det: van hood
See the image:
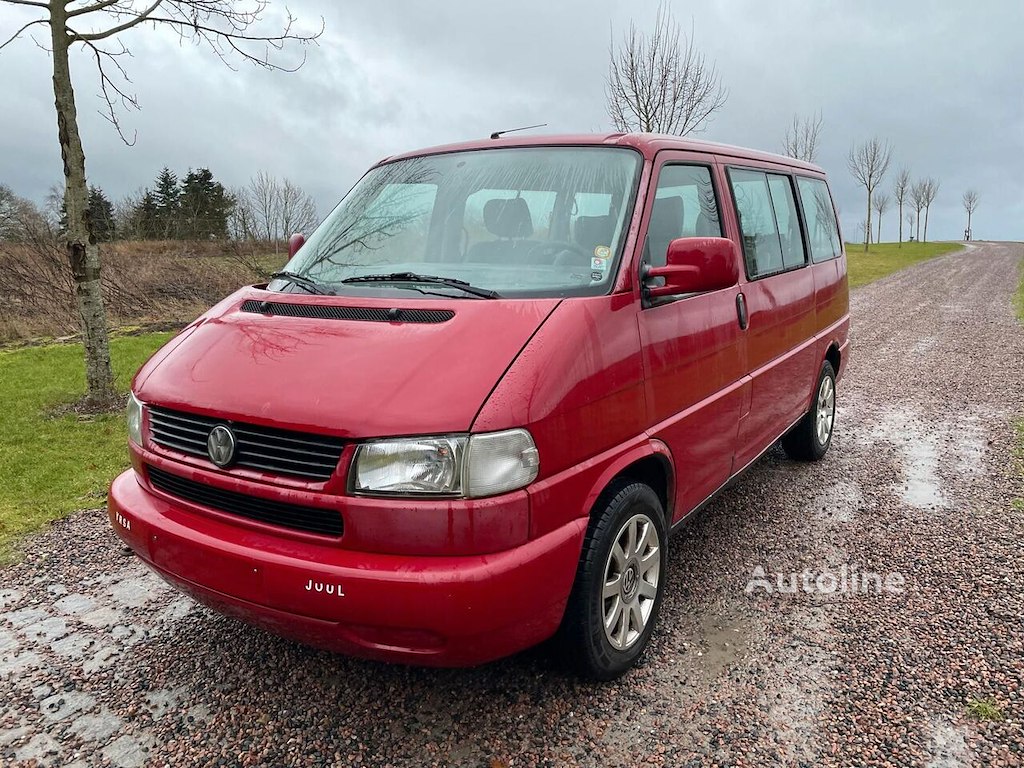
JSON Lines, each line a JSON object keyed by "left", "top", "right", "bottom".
{"left": 135, "top": 288, "right": 560, "bottom": 438}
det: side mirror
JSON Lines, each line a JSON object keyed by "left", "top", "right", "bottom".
{"left": 288, "top": 232, "right": 306, "bottom": 258}
{"left": 644, "top": 237, "right": 740, "bottom": 298}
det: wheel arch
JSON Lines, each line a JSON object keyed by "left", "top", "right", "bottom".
{"left": 581, "top": 440, "right": 675, "bottom": 527}
{"left": 825, "top": 341, "right": 841, "bottom": 376}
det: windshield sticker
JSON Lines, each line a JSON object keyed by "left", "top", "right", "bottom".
{"left": 591, "top": 270, "right": 604, "bottom": 281}
{"left": 594, "top": 245, "right": 611, "bottom": 260}
{"left": 591, "top": 256, "right": 608, "bottom": 271}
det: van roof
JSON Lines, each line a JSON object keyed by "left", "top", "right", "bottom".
{"left": 381, "top": 133, "right": 825, "bottom": 174}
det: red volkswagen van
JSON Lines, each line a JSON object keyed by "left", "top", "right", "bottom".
{"left": 109, "top": 134, "right": 848, "bottom": 679}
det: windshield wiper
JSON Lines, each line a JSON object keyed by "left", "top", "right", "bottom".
{"left": 340, "top": 272, "right": 501, "bottom": 299}
{"left": 269, "top": 271, "right": 335, "bottom": 296}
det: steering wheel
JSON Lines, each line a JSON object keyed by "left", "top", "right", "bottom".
{"left": 528, "top": 240, "right": 592, "bottom": 265}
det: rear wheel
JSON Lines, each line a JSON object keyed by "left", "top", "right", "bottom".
{"left": 559, "top": 481, "right": 667, "bottom": 680}
{"left": 782, "top": 360, "right": 836, "bottom": 461}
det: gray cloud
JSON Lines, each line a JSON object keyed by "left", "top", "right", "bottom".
{"left": 0, "top": 0, "right": 1021, "bottom": 241}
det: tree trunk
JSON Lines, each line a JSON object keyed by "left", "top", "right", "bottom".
{"left": 916, "top": 208, "right": 922, "bottom": 242}
{"left": 923, "top": 206, "right": 930, "bottom": 243}
{"left": 897, "top": 200, "right": 903, "bottom": 247}
{"left": 50, "top": 9, "right": 116, "bottom": 406}
{"left": 864, "top": 191, "right": 872, "bottom": 252}
{"left": 967, "top": 210, "right": 972, "bottom": 240}
{"left": 877, "top": 212, "right": 882, "bottom": 244}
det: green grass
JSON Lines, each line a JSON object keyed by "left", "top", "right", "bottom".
{"left": 845, "top": 241, "right": 965, "bottom": 289}
{"left": 0, "top": 332, "right": 172, "bottom": 562}
{"left": 966, "top": 698, "right": 1005, "bottom": 722}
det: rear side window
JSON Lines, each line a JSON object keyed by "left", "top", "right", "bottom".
{"left": 728, "top": 169, "right": 785, "bottom": 278}
{"left": 796, "top": 177, "right": 842, "bottom": 263}
{"left": 646, "top": 164, "right": 721, "bottom": 267}
{"left": 767, "top": 175, "right": 807, "bottom": 269}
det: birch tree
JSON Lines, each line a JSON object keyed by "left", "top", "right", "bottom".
{"left": 921, "top": 178, "right": 939, "bottom": 243}
{"left": 847, "top": 138, "right": 892, "bottom": 252}
{"left": 892, "top": 167, "right": 910, "bottom": 247}
{"left": 910, "top": 180, "right": 927, "bottom": 242}
{"left": 606, "top": 3, "right": 727, "bottom": 136}
{"left": 962, "top": 189, "right": 979, "bottom": 240}
{"left": 872, "top": 192, "right": 890, "bottom": 245}
{"left": 0, "top": 1, "right": 321, "bottom": 406}
{"left": 781, "top": 112, "right": 823, "bottom": 163}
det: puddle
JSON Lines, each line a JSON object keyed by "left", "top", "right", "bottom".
{"left": 902, "top": 436, "right": 945, "bottom": 509}
{"left": 694, "top": 612, "right": 751, "bottom": 679}
{"left": 926, "top": 718, "right": 972, "bottom": 768}
{"left": 869, "top": 409, "right": 948, "bottom": 510}
{"left": 949, "top": 415, "right": 987, "bottom": 477}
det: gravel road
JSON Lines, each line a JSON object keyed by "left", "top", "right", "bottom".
{"left": 2, "top": 242, "right": 1022, "bottom": 768}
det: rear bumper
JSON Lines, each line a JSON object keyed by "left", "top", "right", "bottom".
{"left": 108, "top": 470, "right": 586, "bottom": 666}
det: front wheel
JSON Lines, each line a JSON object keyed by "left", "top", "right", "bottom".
{"left": 782, "top": 360, "right": 837, "bottom": 461}
{"left": 559, "top": 481, "right": 667, "bottom": 680}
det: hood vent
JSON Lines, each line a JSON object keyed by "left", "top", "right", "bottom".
{"left": 240, "top": 299, "right": 454, "bottom": 324}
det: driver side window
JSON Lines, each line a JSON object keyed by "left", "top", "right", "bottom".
{"left": 647, "top": 165, "right": 722, "bottom": 267}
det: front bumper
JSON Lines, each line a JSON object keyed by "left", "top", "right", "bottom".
{"left": 108, "top": 470, "right": 586, "bottom": 666}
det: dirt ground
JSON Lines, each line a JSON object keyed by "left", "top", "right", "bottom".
{"left": 1, "top": 242, "right": 1022, "bottom": 767}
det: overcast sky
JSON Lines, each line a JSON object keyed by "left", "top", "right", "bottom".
{"left": 1, "top": 0, "right": 1021, "bottom": 242}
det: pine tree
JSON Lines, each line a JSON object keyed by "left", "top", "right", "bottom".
{"left": 87, "top": 186, "right": 115, "bottom": 242}
{"left": 152, "top": 167, "right": 180, "bottom": 239}
{"left": 129, "top": 191, "right": 159, "bottom": 240}
{"left": 180, "top": 168, "right": 232, "bottom": 239}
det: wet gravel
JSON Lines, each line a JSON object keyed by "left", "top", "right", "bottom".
{"left": 2, "top": 242, "right": 1023, "bottom": 767}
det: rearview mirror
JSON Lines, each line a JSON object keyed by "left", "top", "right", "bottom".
{"left": 644, "top": 237, "right": 740, "bottom": 298}
{"left": 288, "top": 232, "right": 306, "bottom": 258}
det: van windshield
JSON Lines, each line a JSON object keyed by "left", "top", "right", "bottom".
{"left": 276, "top": 147, "right": 642, "bottom": 299}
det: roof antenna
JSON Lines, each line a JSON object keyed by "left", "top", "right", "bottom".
{"left": 490, "top": 123, "right": 547, "bottom": 140}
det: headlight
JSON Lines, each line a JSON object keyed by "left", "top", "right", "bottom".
{"left": 352, "top": 429, "right": 539, "bottom": 498}
{"left": 127, "top": 392, "right": 144, "bottom": 446}
{"left": 353, "top": 436, "right": 466, "bottom": 496}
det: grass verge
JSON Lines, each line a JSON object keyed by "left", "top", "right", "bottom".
{"left": 845, "top": 241, "right": 964, "bottom": 289}
{"left": 0, "top": 332, "right": 172, "bottom": 563}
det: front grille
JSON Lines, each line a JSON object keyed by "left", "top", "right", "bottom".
{"left": 147, "top": 466, "right": 343, "bottom": 537}
{"left": 148, "top": 406, "right": 345, "bottom": 482}
{"left": 240, "top": 299, "right": 454, "bottom": 324}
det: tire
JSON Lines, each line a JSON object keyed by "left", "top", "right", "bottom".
{"left": 782, "top": 360, "right": 836, "bottom": 461}
{"left": 559, "top": 481, "right": 667, "bottom": 680}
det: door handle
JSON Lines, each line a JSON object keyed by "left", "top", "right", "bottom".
{"left": 736, "top": 292, "right": 748, "bottom": 330}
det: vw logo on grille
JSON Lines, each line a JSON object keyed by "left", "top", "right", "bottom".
{"left": 207, "top": 424, "right": 237, "bottom": 467}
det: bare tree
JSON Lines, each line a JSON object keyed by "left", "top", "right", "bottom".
{"left": 921, "top": 178, "right": 940, "bottom": 243}
{"left": 781, "top": 112, "right": 823, "bottom": 163}
{"left": 247, "top": 170, "right": 281, "bottom": 242}
{"left": 872, "top": 192, "right": 890, "bottom": 244}
{"left": 113, "top": 189, "right": 141, "bottom": 239}
{"left": 892, "top": 168, "right": 910, "bottom": 247}
{"left": 906, "top": 211, "right": 915, "bottom": 241}
{"left": 232, "top": 172, "right": 318, "bottom": 249}
{"left": 847, "top": 138, "right": 892, "bottom": 252}
{"left": 278, "top": 179, "right": 318, "bottom": 241}
{"left": 606, "top": 3, "right": 727, "bottom": 136}
{"left": 962, "top": 189, "right": 979, "bottom": 240}
{"left": 910, "top": 180, "right": 928, "bottom": 243}
{"left": 0, "top": 1, "right": 322, "bottom": 406}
